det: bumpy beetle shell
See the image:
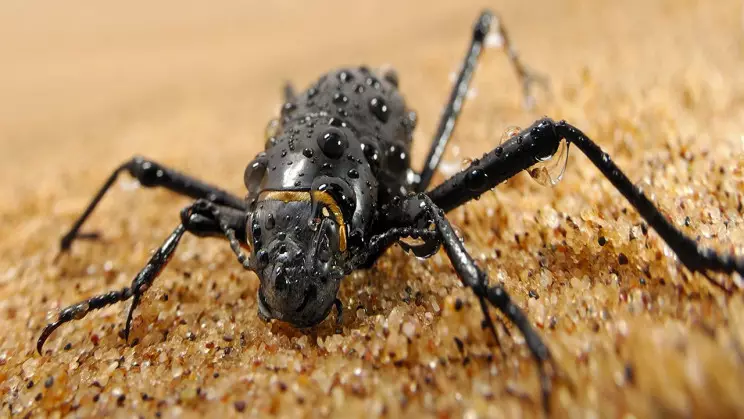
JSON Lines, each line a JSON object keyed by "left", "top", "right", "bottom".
{"left": 255, "top": 67, "right": 419, "bottom": 246}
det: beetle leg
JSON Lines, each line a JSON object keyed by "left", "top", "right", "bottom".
{"left": 429, "top": 117, "right": 744, "bottom": 287}
{"left": 426, "top": 118, "right": 562, "bottom": 211}
{"left": 417, "top": 9, "right": 547, "bottom": 191}
{"left": 555, "top": 121, "right": 744, "bottom": 283}
{"left": 488, "top": 13, "right": 550, "bottom": 109}
{"left": 395, "top": 193, "right": 555, "bottom": 412}
{"left": 38, "top": 200, "right": 249, "bottom": 354}
{"left": 38, "top": 223, "right": 186, "bottom": 354}
{"left": 183, "top": 199, "right": 251, "bottom": 271}
{"left": 283, "top": 81, "right": 297, "bottom": 102}
{"left": 59, "top": 156, "right": 246, "bottom": 253}
{"left": 356, "top": 227, "right": 440, "bottom": 268}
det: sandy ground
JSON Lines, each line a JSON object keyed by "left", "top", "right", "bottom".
{"left": 2, "top": 0, "right": 744, "bottom": 417}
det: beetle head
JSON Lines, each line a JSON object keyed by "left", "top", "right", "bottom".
{"left": 248, "top": 192, "right": 345, "bottom": 327}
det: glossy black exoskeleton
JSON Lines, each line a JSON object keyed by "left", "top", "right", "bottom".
{"left": 38, "top": 10, "right": 744, "bottom": 412}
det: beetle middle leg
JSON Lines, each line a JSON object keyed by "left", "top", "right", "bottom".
{"left": 38, "top": 200, "right": 249, "bottom": 354}
{"left": 417, "top": 9, "right": 548, "bottom": 191}
{"left": 59, "top": 156, "right": 246, "bottom": 253}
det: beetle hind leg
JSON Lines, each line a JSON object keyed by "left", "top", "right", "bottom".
{"left": 416, "top": 10, "right": 549, "bottom": 192}
{"left": 487, "top": 12, "right": 550, "bottom": 109}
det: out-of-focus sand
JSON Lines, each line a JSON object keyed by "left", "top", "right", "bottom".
{"left": 2, "top": 0, "right": 744, "bottom": 417}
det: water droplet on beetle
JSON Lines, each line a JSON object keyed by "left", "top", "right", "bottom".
{"left": 244, "top": 155, "right": 267, "bottom": 193}
{"left": 338, "top": 70, "right": 354, "bottom": 83}
{"left": 365, "top": 76, "right": 381, "bottom": 90}
{"left": 348, "top": 169, "right": 359, "bottom": 179}
{"left": 466, "top": 169, "right": 487, "bottom": 191}
{"left": 386, "top": 144, "right": 407, "bottom": 172}
{"left": 369, "top": 97, "right": 389, "bottom": 123}
{"left": 333, "top": 93, "right": 349, "bottom": 105}
{"left": 361, "top": 141, "right": 380, "bottom": 169}
{"left": 328, "top": 118, "right": 345, "bottom": 128}
{"left": 500, "top": 126, "right": 521, "bottom": 145}
{"left": 460, "top": 157, "right": 473, "bottom": 170}
{"left": 529, "top": 138, "right": 570, "bottom": 187}
{"left": 302, "top": 148, "right": 314, "bottom": 158}
{"left": 314, "top": 180, "right": 356, "bottom": 216}
{"left": 281, "top": 102, "right": 296, "bottom": 116}
{"left": 317, "top": 129, "right": 348, "bottom": 159}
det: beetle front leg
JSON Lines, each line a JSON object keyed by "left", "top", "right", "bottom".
{"left": 38, "top": 200, "right": 251, "bottom": 354}
{"left": 38, "top": 223, "right": 187, "bottom": 354}
{"left": 396, "top": 193, "right": 555, "bottom": 412}
{"left": 356, "top": 226, "right": 440, "bottom": 268}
